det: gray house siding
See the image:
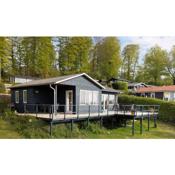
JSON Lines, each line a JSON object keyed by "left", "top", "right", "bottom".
{"left": 11, "top": 86, "right": 53, "bottom": 112}
{"left": 11, "top": 75, "right": 118, "bottom": 114}
{"left": 61, "top": 75, "right": 102, "bottom": 113}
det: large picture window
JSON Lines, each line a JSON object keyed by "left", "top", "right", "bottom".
{"left": 109, "top": 95, "right": 115, "bottom": 105}
{"left": 80, "top": 90, "right": 99, "bottom": 105}
{"left": 15, "top": 91, "right": 19, "bottom": 104}
{"left": 23, "top": 90, "right": 27, "bottom": 103}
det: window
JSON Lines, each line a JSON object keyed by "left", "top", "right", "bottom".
{"left": 23, "top": 90, "right": 27, "bottom": 103}
{"left": 92, "top": 91, "right": 99, "bottom": 104}
{"left": 150, "top": 93, "right": 155, "bottom": 98}
{"left": 80, "top": 90, "right": 99, "bottom": 105}
{"left": 109, "top": 95, "right": 115, "bottom": 105}
{"left": 15, "top": 91, "right": 19, "bottom": 103}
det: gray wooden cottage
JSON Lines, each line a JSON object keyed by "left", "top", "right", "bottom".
{"left": 10, "top": 73, "right": 120, "bottom": 115}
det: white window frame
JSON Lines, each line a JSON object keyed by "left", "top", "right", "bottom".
{"left": 15, "top": 91, "right": 19, "bottom": 104}
{"left": 23, "top": 90, "right": 27, "bottom": 103}
{"left": 92, "top": 91, "right": 99, "bottom": 105}
{"left": 109, "top": 94, "right": 115, "bottom": 105}
{"left": 80, "top": 90, "right": 99, "bottom": 105}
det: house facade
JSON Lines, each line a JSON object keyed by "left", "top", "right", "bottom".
{"left": 136, "top": 85, "right": 175, "bottom": 101}
{"left": 10, "top": 73, "right": 120, "bottom": 114}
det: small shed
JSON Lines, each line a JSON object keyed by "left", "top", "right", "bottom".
{"left": 10, "top": 73, "right": 120, "bottom": 114}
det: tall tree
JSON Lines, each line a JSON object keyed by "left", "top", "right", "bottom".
{"left": 91, "top": 37, "right": 121, "bottom": 80}
{"left": 165, "top": 46, "right": 175, "bottom": 85}
{"left": 121, "top": 44, "right": 139, "bottom": 80}
{"left": 9, "top": 37, "right": 24, "bottom": 76}
{"left": 22, "top": 37, "right": 56, "bottom": 78}
{"left": 0, "top": 37, "right": 11, "bottom": 81}
{"left": 143, "top": 45, "right": 167, "bottom": 84}
{"left": 59, "top": 37, "right": 92, "bottom": 75}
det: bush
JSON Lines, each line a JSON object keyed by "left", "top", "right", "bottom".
{"left": 0, "top": 94, "right": 10, "bottom": 113}
{"left": 112, "top": 81, "right": 128, "bottom": 92}
{"left": 118, "top": 94, "right": 175, "bottom": 122}
{"left": 0, "top": 82, "right": 6, "bottom": 93}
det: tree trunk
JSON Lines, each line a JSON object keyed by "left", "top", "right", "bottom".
{"left": 173, "top": 78, "right": 175, "bottom": 85}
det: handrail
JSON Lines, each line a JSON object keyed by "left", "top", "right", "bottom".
{"left": 23, "top": 103, "right": 160, "bottom": 120}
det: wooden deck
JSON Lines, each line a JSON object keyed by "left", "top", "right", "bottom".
{"left": 17, "top": 110, "right": 158, "bottom": 121}
{"left": 17, "top": 104, "right": 160, "bottom": 136}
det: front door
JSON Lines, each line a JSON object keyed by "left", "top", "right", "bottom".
{"left": 66, "top": 90, "right": 73, "bottom": 113}
{"left": 101, "top": 94, "right": 109, "bottom": 112}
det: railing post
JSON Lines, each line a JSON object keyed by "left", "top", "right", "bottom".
{"left": 88, "top": 105, "right": 91, "bottom": 118}
{"left": 64, "top": 105, "right": 66, "bottom": 120}
{"left": 36, "top": 104, "right": 38, "bottom": 118}
{"left": 24, "top": 104, "right": 26, "bottom": 113}
{"left": 107, "top": 104, "right": 109, "bottom": 116}
{"left": 98, "top": 104, "right": 100, "bottom": 118}
{"left": 52, "top": 105, "right": 54, "bottom": 120}
{"left": 87, "top": 105, "right": 90, "bottom": 127}
{"left": 77, "top": 105, "right": 79, "bottom": 119}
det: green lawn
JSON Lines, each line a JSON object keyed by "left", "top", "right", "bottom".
{"left": 0, "top": 114, "right": 175, "bottom": 139}
{"left": 0, "top": 119, "right": 22, "bottom": 138}
{"left": 79, "top": 120, "right": 175, "bottom": 139}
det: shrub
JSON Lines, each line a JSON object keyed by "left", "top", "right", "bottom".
{"left": 118, "top": 94, "right": 175, "bottom": 122}
{"left": 0, "top": 82, "right": 6, "bottom": 93}
{"left": 112, "top": 81, "right": 128, "bottom": 92}
{"left": 0, "top": 94, "right": 10, "bottom": 113}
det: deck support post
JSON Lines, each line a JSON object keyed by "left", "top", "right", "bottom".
{"left": 100, "top": 117, "right": 103, "bottom": 128}
{"left": 154, "top": 116, "right": 157, "bottom": 128}
{"left": 124, "top": 117, "right": 127, "bottom": 127}
{"left": 71, "top": 119, "right": 73, "bottom": 131}
{"left": 87, "top": 117, "right": 89, "bottom": 128}
{"left": 50, "top": 121, "right": 53, "bottom": 137}
{"left": 111, "top": 116, "right": 114, "bottom": 128}
{"left": 148, "top": 115, "right": 150, "bottom": 131}
{"left": 132, "top": 117, "right": 135, "bottom": 136}
{"left": 140, "top": 117, "right": 143, "bottom": 134}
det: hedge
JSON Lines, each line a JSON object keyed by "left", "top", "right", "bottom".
{"left": 0, "top": 94, "right": 11, "bottom": 113}
{"left": 0, "top": 83, "right": 5, "bottom": 93}
{"left": 112, "top": 81, "right": 128, "bottom": 92}
{"left": 118, "top": 94, "right": 175, "bottom": 122}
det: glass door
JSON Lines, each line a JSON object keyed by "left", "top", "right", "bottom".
{"left": 66, "top": 90, "right": 73, "bottom": 113}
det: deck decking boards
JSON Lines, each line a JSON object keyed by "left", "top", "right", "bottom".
{"left": 17, "top": 110, "right": 158, "bottom": 122}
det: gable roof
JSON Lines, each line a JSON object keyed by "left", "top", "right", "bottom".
{"left": 102, "top": 87, "right": 122, "bottom": 94}
{"left": 128, "top": 82, "right": 148, "bottom": 87}
{"left": 136, "top": 85, "right": 175, "bottom": 93}
{"left": 10, "top": 73, "right": 105, "bottom": 89}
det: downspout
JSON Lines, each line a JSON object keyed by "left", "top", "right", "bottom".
{"left": 50, "top": 84, "right": 56, "bottom": 116}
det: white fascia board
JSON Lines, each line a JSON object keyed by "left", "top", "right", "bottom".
{"left": 55, "top": 73, "right": 105, "bottom": 89}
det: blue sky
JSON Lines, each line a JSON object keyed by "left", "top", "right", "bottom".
{"left": 119, "top": 37, "right": 175, "bottom": 64}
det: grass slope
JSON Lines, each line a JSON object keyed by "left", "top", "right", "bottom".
{"left": 0, "top": 119, "right": 22, "bottom": 138}
{"left": 0, "top": 113, "right": 175, "bottom": 139}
